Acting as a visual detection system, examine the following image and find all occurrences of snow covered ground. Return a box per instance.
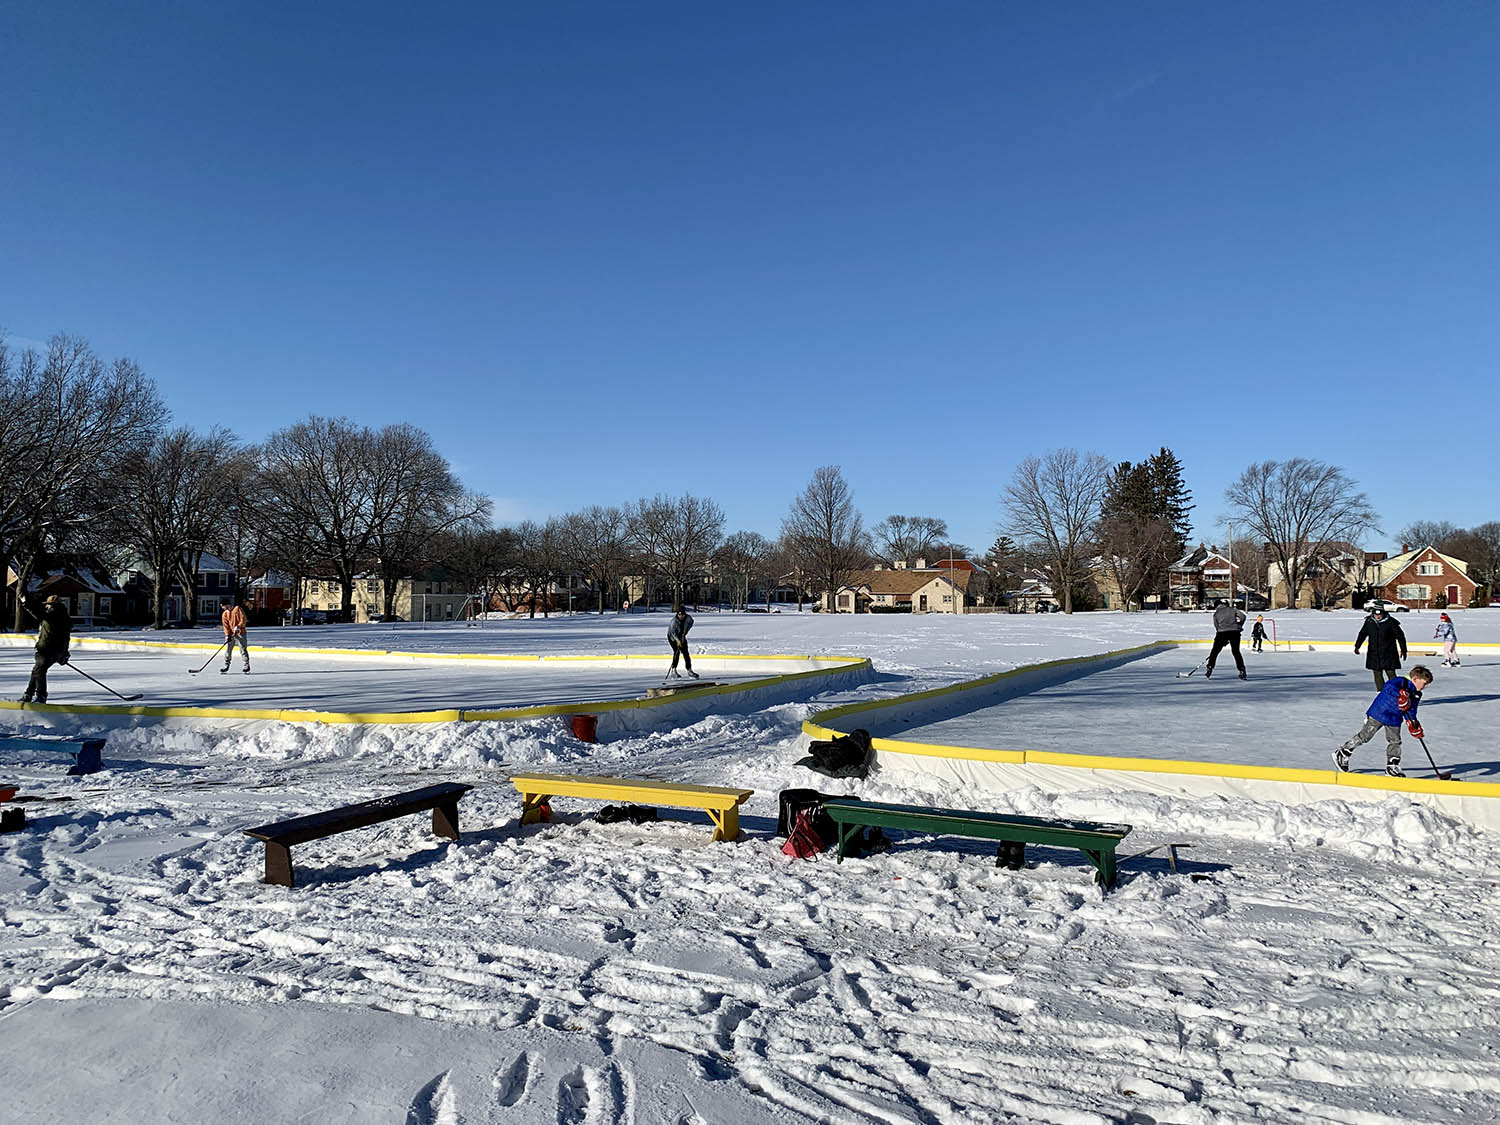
[2,609,1499,1123]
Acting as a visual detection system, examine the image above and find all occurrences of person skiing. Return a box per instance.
[221,595,250,674]
[666,605,697,679]
[1334,664,1432,778]
[21,595,72,705]
[1354,604,1406,690]
[1204,598,1247,680]
[1434,612,1459,667]
[1250,614,1268,653]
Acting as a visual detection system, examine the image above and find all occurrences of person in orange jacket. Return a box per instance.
[220,595,250,674]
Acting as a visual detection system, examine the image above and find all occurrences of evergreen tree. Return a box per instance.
[1147,447,1194,558]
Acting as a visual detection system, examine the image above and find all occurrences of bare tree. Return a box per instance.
[656,494,725,609]
[715,530,772,610]
[871,515,949,567]
[107,427,244,627]
[1004,449,1110,614]
[366,423,491,619]
[624,497,672,611]
[1224,459,1377,612]
[1096,514,1177,612]
[438,525,519,622]
[0,334,166,627]
[781,466,871,611]
[563,505,630,613]
[257,416,378,615]
[1397,520,1459,552]
[511,518,569,618]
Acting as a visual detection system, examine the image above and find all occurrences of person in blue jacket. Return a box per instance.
[1334,664,1432,778]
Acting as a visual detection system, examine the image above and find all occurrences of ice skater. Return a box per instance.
[666,605,697,679]
[221,594,250,674]
[1434,612,1459,667]
[1335,664,1432,778]
[20,595,72,705]
[1250,614,1268,653]
[1355,604,1406,690]
[1204,599,1246,679]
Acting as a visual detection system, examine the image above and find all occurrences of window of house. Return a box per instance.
[205,572,218,589]
[98,597,111,615]
[1397,584,1429,600]
[1417,562,1442,576]
[425,583,432,594]
[200,597,218,618]
[367,580,378,593]
[838,594,851,608]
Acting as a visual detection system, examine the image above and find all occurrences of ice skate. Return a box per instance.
[686,669,699,679]
[1238,671,1247,680]
[665,668,680,679]
[1386,761,1406,778]
[1334,747,1352,772]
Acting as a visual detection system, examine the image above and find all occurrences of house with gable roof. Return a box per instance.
[1362,544,1475,610]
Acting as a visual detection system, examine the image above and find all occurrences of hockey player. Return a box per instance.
[1434,612,1459,667]
[1250,615,1268,653]
[1335,665,1432,778]
[666,605,697,679]
[20,595,72,704]
[221,595,250,674]
[1204,599,1247,680]
[1354,605,1407,690]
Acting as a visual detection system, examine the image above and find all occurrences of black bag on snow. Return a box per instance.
[795,728,874,779]
[777,788,838,839]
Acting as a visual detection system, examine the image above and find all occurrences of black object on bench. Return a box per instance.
[0,736,104,775]
[242,782,474,887]
[821,798,1133,889]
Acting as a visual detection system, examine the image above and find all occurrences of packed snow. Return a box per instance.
[2,608,1499,1123]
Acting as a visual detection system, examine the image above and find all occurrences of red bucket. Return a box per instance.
[571,714,598,743]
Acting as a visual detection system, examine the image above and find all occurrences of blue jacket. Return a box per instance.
[1434,620,1457,642]
[1367,676,1422,727]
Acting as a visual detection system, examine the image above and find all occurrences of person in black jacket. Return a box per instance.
[1354,606,1407,690]
[666,606,697,679]
[21,595,72,705]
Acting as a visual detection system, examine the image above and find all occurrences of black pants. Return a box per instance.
[669,637,692,671]
[1207,630,1245,675]
[1251,634,1264,652]
[24,652,61,702]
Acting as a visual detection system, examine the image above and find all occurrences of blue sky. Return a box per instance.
[3,2,1496,554]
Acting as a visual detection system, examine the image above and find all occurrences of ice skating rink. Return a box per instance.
[858,645,1496,781]
[0,643,815,713]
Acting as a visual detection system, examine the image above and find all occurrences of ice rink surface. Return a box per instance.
[881,645,1495,779]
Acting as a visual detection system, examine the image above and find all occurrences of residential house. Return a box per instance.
[1168,545,1240,609]
[1361,545,1475,610]
[113,551,238,624]
[301,564,474,623]
[826,565,974,614]
[1006,571,1057,613]
[7,555,126,625]
[1266,543,1368,609]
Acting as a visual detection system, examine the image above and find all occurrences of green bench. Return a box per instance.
[821,799,1133,890]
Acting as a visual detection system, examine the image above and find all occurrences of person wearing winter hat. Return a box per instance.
[1250,614,1268,653]
[21,595,72,705]
[1434,612,1459,667]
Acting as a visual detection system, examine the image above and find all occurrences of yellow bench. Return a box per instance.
[508,772,754,842]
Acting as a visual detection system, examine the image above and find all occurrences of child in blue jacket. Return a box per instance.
[1434,613,1459,667]
[1334,665,1432,778]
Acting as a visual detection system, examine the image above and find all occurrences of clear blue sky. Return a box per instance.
[3,2,1496,555]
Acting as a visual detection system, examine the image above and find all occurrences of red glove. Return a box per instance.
[1397,688,1411,712]
[1407,721,1424,740]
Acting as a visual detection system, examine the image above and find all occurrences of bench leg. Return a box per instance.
[708,805,740,842]
[71,742,103,775]
[432,799,460,840]
[1085,848,1119,890]
[835,822,856,863]
[519,794,551,826]
[264,842,294,887]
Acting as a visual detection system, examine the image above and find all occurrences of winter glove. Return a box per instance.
[1397,687,1411,712]
[57,652,69,665]
[1407,720,1424,740]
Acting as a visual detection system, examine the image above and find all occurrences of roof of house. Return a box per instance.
[843,569,971,597]
[1169,545,1233,572]
[1367,545,1471,587]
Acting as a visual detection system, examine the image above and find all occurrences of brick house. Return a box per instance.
[1168,545,1239,609]
[1362,545,1475,610]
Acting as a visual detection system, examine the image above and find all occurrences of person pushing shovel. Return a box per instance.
[20,595,72,705]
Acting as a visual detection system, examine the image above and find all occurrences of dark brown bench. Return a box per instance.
[242,782,474,887]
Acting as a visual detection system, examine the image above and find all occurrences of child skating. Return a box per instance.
[1434,613,1459,667]
[1334,664,1432,778]
[1250,615,1267,653]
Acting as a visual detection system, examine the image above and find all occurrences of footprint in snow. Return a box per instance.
[404,1069,459,1125]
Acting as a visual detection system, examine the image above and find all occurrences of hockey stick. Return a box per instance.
[1417,737,1452,781]
[1177,657,1207,678]
[66,662,143,702]
[188,640,229,674]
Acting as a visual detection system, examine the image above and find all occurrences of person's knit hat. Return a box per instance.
[1441,612,1451,621]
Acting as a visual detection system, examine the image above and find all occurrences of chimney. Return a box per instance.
[893,560,906,570]
[1401,543,1410,554]
[915,557,927,569]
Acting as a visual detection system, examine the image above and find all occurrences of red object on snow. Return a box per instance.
[571,714,598,743]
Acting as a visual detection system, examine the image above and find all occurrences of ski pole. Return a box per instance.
[1417,737,1452,781]
[189,639,229,675]
[66,661,143,702]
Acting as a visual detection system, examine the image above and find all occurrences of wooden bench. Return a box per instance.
[822,799,1133,889]
[242,782,473,887]
[509,772,753,842]
[0,736,104,775]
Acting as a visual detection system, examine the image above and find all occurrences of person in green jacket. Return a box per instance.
[21,595,72,704]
